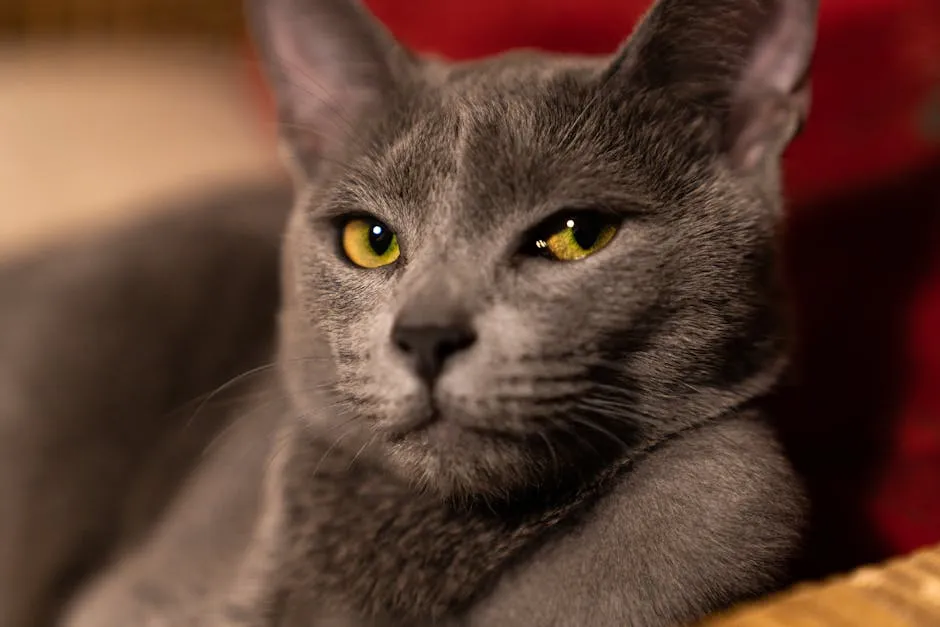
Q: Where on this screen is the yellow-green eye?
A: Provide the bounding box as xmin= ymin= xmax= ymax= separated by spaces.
xmin=534 ymin=213 xmax=618 ymax=261
xmin=341 ymin=218 xmax=400 ymax=268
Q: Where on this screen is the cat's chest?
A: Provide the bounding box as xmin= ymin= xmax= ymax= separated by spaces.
xmin=276 ymin=442 xmax=612 ymax=626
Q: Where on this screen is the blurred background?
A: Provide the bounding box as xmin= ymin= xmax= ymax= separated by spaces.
xmin=1 ymin=0 xmax=939 ymax=582
xmin=0 ymin=0 xmax=280 ymax=259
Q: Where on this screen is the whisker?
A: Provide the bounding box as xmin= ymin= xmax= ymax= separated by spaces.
xmin=537 ymin=431 xmax=562 ymax=480
xmin=569 ymin=416 xmax=631 ymax=452
xmin=548 ymin=417 xmax=602 ymax=460
xmin=197 ymin=391 xmax=289 ymax=461
xmin=346 ymin=433 xmax=377 ymax=470
xmin=310 ymin=419 xmax=358 ymax=479
xmin=185 ymin=361 xmax=282 ymax=431
xmin=179 ymin=354 xmax=337 ymax=429
xmin=577 ymin=395 xmax=634 ymax=414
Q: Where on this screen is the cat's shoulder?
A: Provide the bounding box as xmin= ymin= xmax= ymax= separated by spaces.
xmin=465 ymin=412 xmax=805 ymax=627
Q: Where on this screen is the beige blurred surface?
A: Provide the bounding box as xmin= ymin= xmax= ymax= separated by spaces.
xmin=0 ymin=39 xmax=281 ymax=259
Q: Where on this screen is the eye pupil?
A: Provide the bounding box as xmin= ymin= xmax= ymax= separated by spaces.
xmin=368 ymin=223 xmax=393 ymax=255
xmin=570 ymin=217 xmax=602 ymax=250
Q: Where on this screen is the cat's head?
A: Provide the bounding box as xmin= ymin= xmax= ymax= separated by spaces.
xmin=249 ymin=0 xmax=817 ymax=500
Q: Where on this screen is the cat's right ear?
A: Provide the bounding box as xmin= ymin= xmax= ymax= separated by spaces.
xmin=246 ymin=0 xmax=411 ymax=176
xmin=612 ymin=0 xmax=818 ymax=174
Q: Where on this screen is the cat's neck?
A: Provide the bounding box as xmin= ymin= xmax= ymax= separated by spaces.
xmin=222 ymin=395 xmax=631 ymax=624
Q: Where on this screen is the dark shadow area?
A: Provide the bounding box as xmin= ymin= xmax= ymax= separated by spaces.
xmin=772 ymin=158 xmax=940 ymax=581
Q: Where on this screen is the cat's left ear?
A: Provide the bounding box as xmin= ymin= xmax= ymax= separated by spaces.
xmin=246 ymin=0 xmax=414 ymax=177
xmin=615 ymin=0 xmax=818 ymax=172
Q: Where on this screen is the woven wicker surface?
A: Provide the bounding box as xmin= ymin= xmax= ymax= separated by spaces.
xmin=696 ymin=544 xmax=940 ymax=626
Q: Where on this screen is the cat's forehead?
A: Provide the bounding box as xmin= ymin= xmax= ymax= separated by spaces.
xmin=434 ymin=51 xmax=609 ymax=142
xmin=332 ymin=53 xmax=676 ymax=234
xmin=440 ymin=50 xmax=604 ymax=93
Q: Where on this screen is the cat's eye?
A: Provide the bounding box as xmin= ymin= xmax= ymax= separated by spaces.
xmin=529 ymin=212 xmax=619 ymax=261
xmin=341 ymin=218 xmax=400 ymax=268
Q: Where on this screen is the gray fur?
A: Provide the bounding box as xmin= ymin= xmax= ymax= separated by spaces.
xmin=0 ymin=183 xmax=290 ymax=627
xmin=3 ymin=0 xmax=818 ymax=625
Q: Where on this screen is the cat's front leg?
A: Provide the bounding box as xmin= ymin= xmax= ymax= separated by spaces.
xmin=463 ymin=412 xmax=805 ymax=627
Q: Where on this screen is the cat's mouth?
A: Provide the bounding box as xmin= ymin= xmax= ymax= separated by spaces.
xmin=381 ymin=402 xmax=526 ymax=452
xmin=381 ymin=403 xmax=442 ymax=441
xmin=380 ymin=400 xmax=506 ymax=447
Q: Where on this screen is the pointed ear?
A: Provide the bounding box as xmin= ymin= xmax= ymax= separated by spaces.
xmin=617 ymin=0 xmax=818 ymax=172
xmin=245 ymin=0 xmax=411 ymax=175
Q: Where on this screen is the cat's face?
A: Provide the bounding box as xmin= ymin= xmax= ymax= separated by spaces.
xmin=252 ymin=0 xmax=818 ymax=499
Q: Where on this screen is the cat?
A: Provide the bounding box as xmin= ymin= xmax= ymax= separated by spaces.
xmin=2 ymin=0 xmax=819 ymax=625
xmin=0 ymin=184 xmax=291 ymax=627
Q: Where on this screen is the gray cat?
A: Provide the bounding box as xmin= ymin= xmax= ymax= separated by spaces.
xmin=2 ymin=0 xmax=819 ymax=625
xmin=0 ymin=185 xmax=291 ymax=627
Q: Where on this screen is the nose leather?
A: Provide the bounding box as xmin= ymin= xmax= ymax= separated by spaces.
xmin=392 ymin=322 xmax=477 ymax=384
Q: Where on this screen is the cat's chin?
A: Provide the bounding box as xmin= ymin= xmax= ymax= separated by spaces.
xmin=380 ymin=418 xmax=553 ymax=501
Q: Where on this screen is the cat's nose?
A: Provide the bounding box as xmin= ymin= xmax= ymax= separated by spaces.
xmin=392 ymin=322 xmax=477 ymax=384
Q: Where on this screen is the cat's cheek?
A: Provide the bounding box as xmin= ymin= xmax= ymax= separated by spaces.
xmin=471 ymin=303 xmax=543 ymax=361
